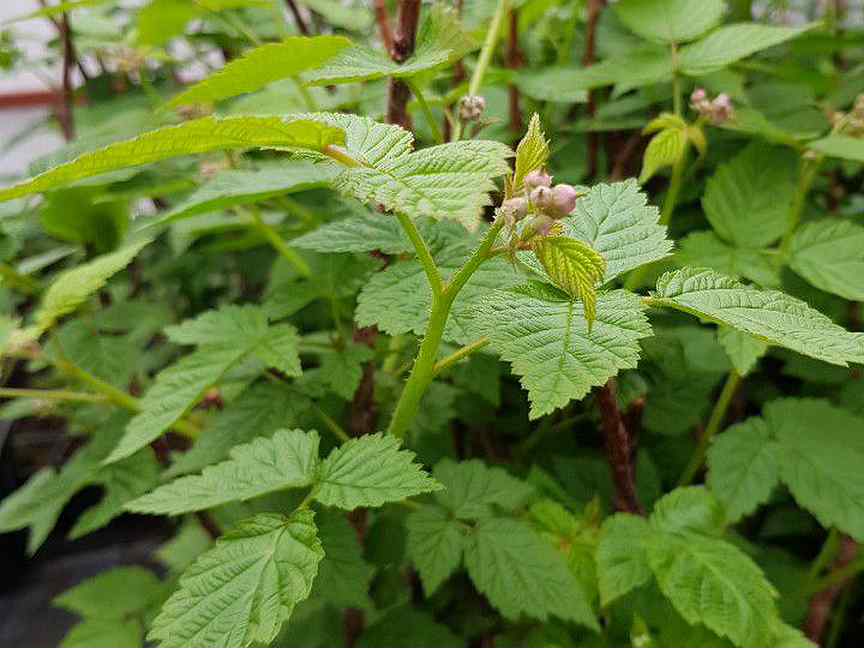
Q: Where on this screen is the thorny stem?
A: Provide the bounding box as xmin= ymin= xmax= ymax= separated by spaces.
xmin=678 ymin=370 xmax=742 ymax=486
xmin=805 ymin=535 xmax=860 ymax=644
xmin=373 ymin=0 xmax=395 ymax=56
xmin=387 ymin=220 xmax=506 ymax=439
xmin=283 ymin=0 xmax=310 ymax=35
xmin=582 ymin=0 xmax=606 ymax=178
xmin=432 ymin=337 xmax=490 ymax=377
xmin=246 ymin=205 xmax=312 ymax=277
xmin=386 ymin=0 xmax=422 ymax=128
xmin=506 ymin=7 xmax=524 ymax=133
xmin=58 ymin=13 xmax=76 ymax=141
xmin=596 ymin=379 xmax=643 ymax=515
xmin=395 ymin=212 xmax=443 ymax=295
xmin=0 ymin=387 xmax=108 ymax=403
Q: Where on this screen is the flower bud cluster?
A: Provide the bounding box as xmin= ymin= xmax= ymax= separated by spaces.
xmin=830 ymin=94 xmax=864 ymax=137
xmin=459 ymin=95 xmax=487 ymax=122
xmin=500 ymin=169 xmax=580 ymax=234
xmin=690 ymin=88 xmax=734 ymax=125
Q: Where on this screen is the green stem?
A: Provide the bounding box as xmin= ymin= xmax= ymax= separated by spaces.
xmin=247 ymin=206 xmax=312 ymax=278
xmin=452 ymin=0 xmax=509 ymax=141
xmin=0 ymin=387 xmax=108 ymax=403
xmin=311 ymin=402 xmax=351 ymax=444
xmin=386 ymin=219 xmax=505 ymax=438
xmin=809 ymin=529 xmax=842 ymax=584
xmin=293 ymin=78 xmax=319 ymax=111
xmin=671 ymin=43 xmax=683 ymax=116
xmin=407 ymin=79 xmax=444 ymax=144
xmin=780 ymin=156 xmax=822 ymax=256
xmin=678 ymin=370 xmax=742 ymax=486
xmin=432 ymin=337 xmax=490 ymax=377
xmin=395 ymin=212 xmax=443 ymax=295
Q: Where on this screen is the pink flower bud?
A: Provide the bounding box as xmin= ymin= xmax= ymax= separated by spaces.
xmin=530 ymin=185 xmax=553 ymax=210
xmin=711 ymin=94 xmax=734 ymax=124
xmin=690 ymin=88 xmax=707 ymax=104
xmin=548 ymin=184 xmax=579 ymax=218
xmin=524 ymin=169 xmax=553 ymax=192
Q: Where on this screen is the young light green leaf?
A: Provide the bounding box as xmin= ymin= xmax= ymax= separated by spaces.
xmin=718 ymin=327 xmax=768 ymax=376
xmin=614 ymin=0 xmax=724 ymax=43
xmin=646 ymin=532 xmax=780 ymax=647
xmin=148 ymin=512 xmax=324 ymax=648
xmin=168 ymin=36 xmax=351 ymax=107
xmin=650 ymin=267 xmax=864 ymax=366
xmin=107 ymin=306 xmax=302 ymax=464
xmin=465 ymin=517 xmax=599 ymax=629
xmin=532 ymin=236 xmax=606 ymax=327
xmin=319 ymin=113 xmax=512 ymax=228
xmin=0 ymin=116 xmax=345 ymax=203
xmin=565 ymin=180 xmax=672 ymax=282
xmin=649 ymin=486 xmax=725 ymax=536
xmin=127 ymin=429 xmax=320 ymax=515
xmin=32 ymin=240 xmax=149 ymax=335
xmin=406 ymin=507 xmax=466 ymax=595
xmin=707 ymin=417 xmax=781 ymax=523
xmin=679 ymin=24 xmax=815 ymax=76
xmin=809 ymin=134 xmax=864 ymax=161
xmin=475 ymin=283 xmax=652 ymax=419
xmin=702 ymin=143 xmax=798 ymax=248
xmin=305 ymin=5 xmax=472 ymax=85
xmin=513 ymin=113 xmax=549 ymax=194
xmin=314 ymin=433 xmax=441 ymax=509
xmin=596 ymin=514 xmax=653 ymax=606
xmin=640 ymin=127 xmax=686 ymax=183
xmin=155 ymin=164 xmax=338 ymax=225
xmin=788 ymin=219 xmax=864 ymax=300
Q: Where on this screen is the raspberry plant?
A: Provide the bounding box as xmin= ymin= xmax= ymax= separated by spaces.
xmin=1 ymin=1 xmax=864 ymax=647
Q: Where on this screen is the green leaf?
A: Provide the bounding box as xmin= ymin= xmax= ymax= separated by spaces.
xmin=107 ymin=306 xmax=302 ymax=464
xmin=168 ymin=384 xmax=311 ymax=477
xmin=127 ymin=429 xmax=320 ymax=515
xmin=809 ymin=134 xmax=864 ymax=161
xmin=433 ymin=458 xmax=534 ymax=519
xmin=356 ymin=243 xmax=521 ymax=344
xmin=149 ymin=511 xmax=324 ymax=648
xmin=155 ymin=164 xmax=338 ymax=225
xmin=788 ymin=219 xmax=864 ymax=300
xmin=513 ymin=113 xmax=550 ymax=194
xmin=717 ymin=327 xmax=768 ymax=376
xmin=532 ymin=237 xmax=606 ymax=327
xmin=314 ymin=433 xmax=442 ymax=509
xmin=305 ymin=5 xmax=473 ymax=85
xmin=53 ymin=320 xmax=140 ymax=389
xmin=768 ymin=399 xmax=864 ymax=540
xmin=32 ymin=240 xmax=149 ymax=335
xmin=650 ymin=267 xmax=864 ymax=366
xmin=702 ymin=143 xmax=798 ymax=248
xmin=566 ymin=180 xmax=672 ymax=282
xmin=55 ymin=566 xmax=164 ymax=617
xmin=615 ymin=0 xmax=724 ymax=43
xmin=292 ymin=209 xmax=421 ymax=255
xmin=55 ymin=566 xmax=165 ymax=648
xmin=646 ymin=532 xmax=779 ymax=647
xmin=640 ymin=127 xmax=687 ymax=183
xmin=649 ymin=486 xmax=725 ymax=536
xmin=168 ymin=36 xmax=351 ymax=107
xmin=406 ymin=506 xmax=466 ymax=595
xmin=596 ymin=514 xmax=653 ymax=606
xmin=0 ymin=116 xmax=345 ymax=203
xmin=679 ymin=24 xmax=815 ymax=76
xmin=311 ymin=510 xmax=374 ymax=608
xmin=357 ymin=605 xmax=462 ymax=648
xmin=677 ymin=232 xmax=781 ymax=288
xmin=320 ymin=113 xmax=512 ymax=228
xmin=707 ymin=417 xmax=781 ymax=523
xmin=475 ymin=283 xmax=652 ymax=418
xmin=465 ymin=517 xmax=599 ymax=629
xmin=318 ymin=343 xmax=375 ymax=399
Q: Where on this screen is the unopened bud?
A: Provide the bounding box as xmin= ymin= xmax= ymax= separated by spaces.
xmin=530 ymin=185 xmax=553 ymax=210
xmin=548 ymin=184 xmax=579 ymax=218
xmin=501 ymin=196 xmax=529 ymax=224
xmin=711 ymin=93 xmax=734 ymax=123
xmin=524 ymin=169 xmax=553 ymax=192
xmin=459 ymin=95 xmax=486 ymax=122
xmin=690 ymin=88 xmax=707 ymax=104
xmin=533 ymin=214 xmax=557 ymax=236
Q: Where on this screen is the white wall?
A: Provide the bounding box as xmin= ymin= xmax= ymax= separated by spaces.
xmin=0 ymin=0 xmax=63 ymax=177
